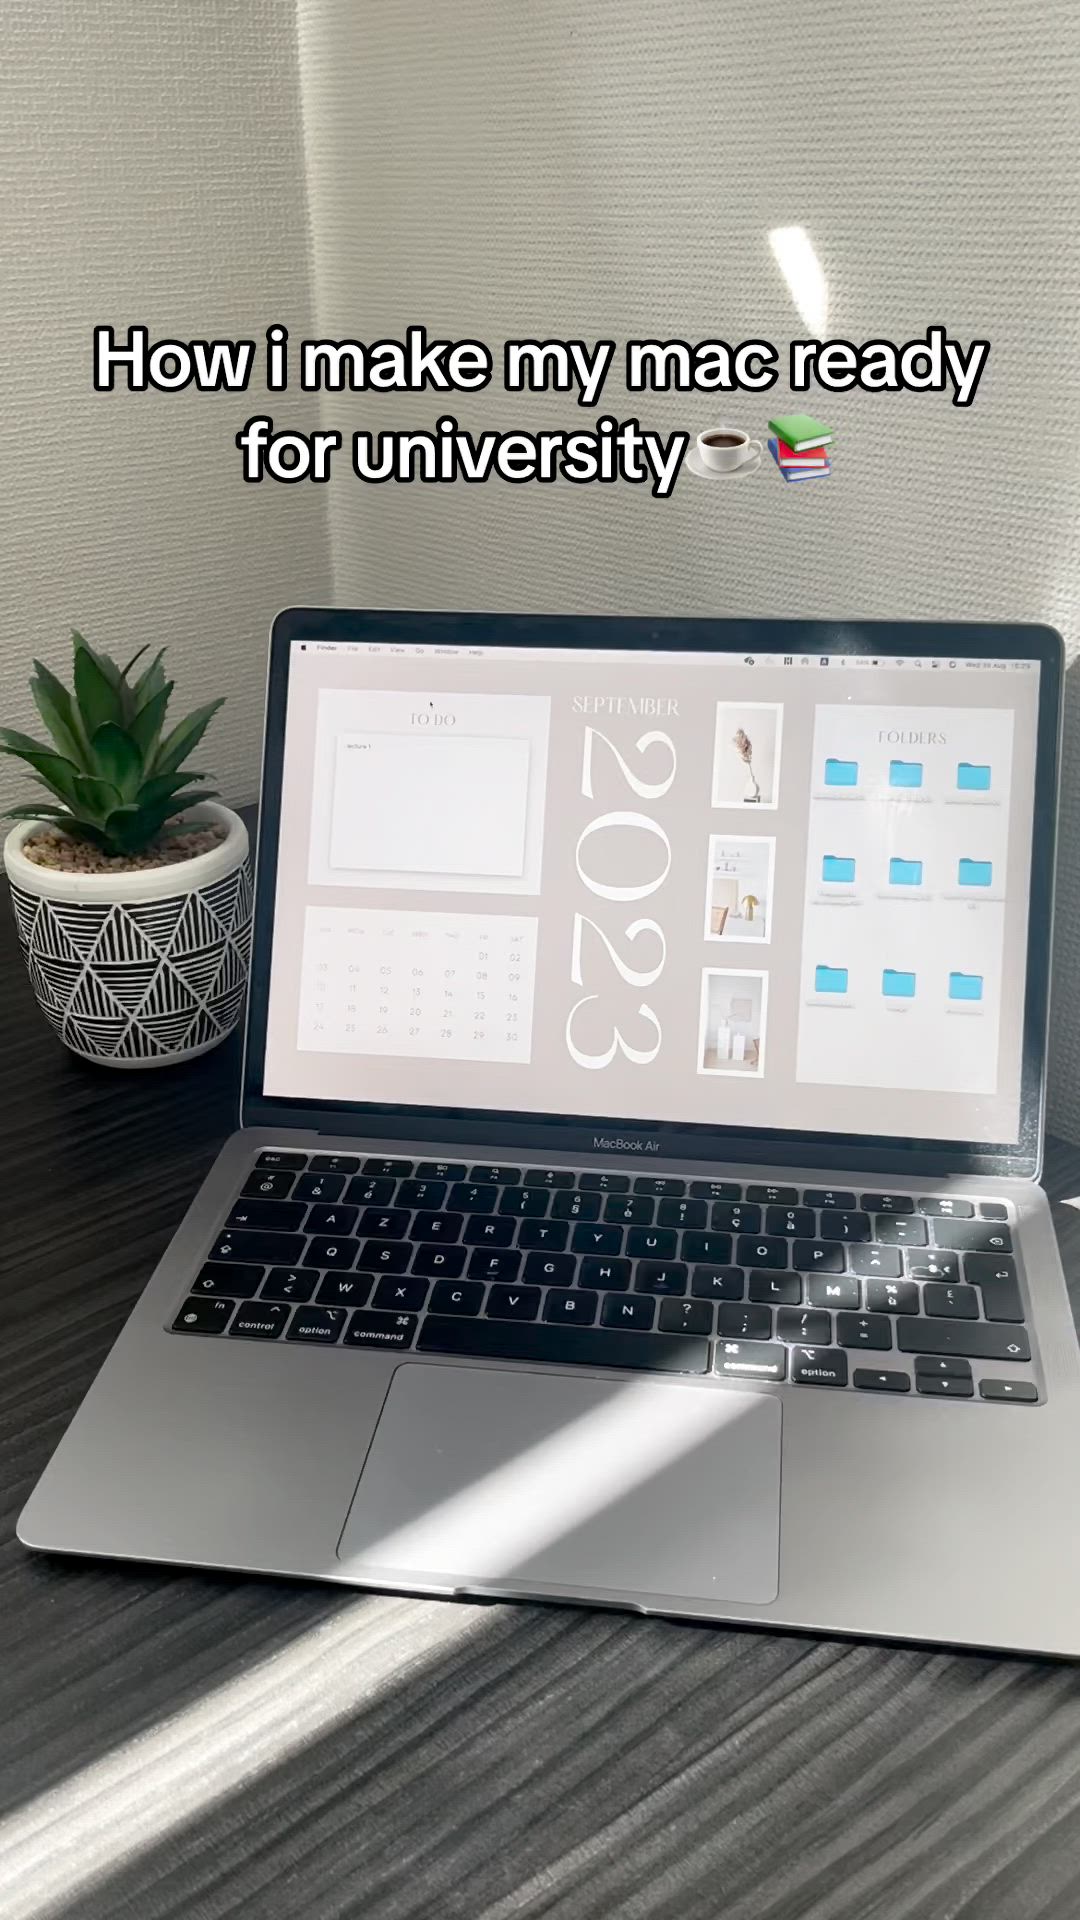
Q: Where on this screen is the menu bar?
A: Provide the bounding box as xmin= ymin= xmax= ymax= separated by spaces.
xmin=298 ymin=641 xmax=1036 ymax=673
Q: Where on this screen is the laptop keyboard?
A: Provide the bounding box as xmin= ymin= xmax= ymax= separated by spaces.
xmin=169 ymin=1153 xmax=1039 ymax=1403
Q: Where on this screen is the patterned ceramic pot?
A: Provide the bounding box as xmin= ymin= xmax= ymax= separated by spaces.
xmin=3 ymin=802 xmax=252 ymax=1068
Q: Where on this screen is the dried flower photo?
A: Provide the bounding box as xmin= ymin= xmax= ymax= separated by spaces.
xmin=711 ymin=703 xmax=784 ymax=810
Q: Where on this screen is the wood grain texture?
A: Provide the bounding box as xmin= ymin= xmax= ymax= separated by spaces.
xmin=3 ymin=883 xmax=1080 ymax=1920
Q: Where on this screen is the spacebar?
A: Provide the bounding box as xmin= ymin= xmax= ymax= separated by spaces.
xmin=417 ymin=1316 xmax=710 ymax=1374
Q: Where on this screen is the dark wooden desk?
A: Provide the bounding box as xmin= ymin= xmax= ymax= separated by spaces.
xmin=4 ymin=894 xmax=1080 ymax=1920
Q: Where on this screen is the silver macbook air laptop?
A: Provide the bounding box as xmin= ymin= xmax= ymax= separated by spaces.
xmin=19 ymin=611 xmax=1080 ymax=1657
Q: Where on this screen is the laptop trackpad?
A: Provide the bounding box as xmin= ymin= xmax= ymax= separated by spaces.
xmin=337 ymin=1363 xmax=781 ymax=1605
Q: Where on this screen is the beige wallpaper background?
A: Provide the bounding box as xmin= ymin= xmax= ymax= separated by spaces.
xmin=5 ymin=0 xmax=1080 ymax=1141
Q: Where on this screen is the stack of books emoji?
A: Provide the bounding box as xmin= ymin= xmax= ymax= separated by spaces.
xmin=767 ymin=413 xmax=832 ymax=481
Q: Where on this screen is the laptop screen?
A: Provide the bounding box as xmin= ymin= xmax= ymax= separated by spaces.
xmin=259 ymin=627 xmax=1045 ymax=1151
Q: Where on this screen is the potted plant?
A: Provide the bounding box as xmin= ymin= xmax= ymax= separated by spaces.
xmin=2 ymin=633 xmax=252 ymax=1066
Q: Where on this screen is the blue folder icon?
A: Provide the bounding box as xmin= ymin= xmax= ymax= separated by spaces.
xmin=825 ymin=758 xmax=858 ymax=787
xmin=958 ymin=762 xmax=991 ymax=792
xmin=958 ymin=858 xmax=992 ymax=887
xmin=822 ymin=854 xmax=855 ymax=882
xmin=882 ymin=968 xmax=916 ymax=997
xmin=889 ymin=760 xmax=923 ymax=789
xmin=949 ymin=971 xmax=984 ymax=1002
xmin=889 ymin=857 xmax=923 ymax=886
xmin=815 ymin=964 xmax=849 ymax=993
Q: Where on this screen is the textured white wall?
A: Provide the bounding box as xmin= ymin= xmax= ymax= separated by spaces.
xmin=1 ymin=1 xmax=330 ymax=816
xmin=296 ymin=0 xmax=1080 ymax=1140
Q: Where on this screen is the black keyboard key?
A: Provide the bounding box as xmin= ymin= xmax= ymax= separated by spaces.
xmin=363 ymin=1157 xmax=414 ymax=1178
xmin=469 ymin=1165 xmax=520 ymax=1185
xmin=410 ymin=1243 xmax=467 ymax=1280
xmin=861 ymin=1193 xmax=914 ymax=1213
xmin=227 ymin=1198 xmax=307 ymax=1232
xmin=633 ymin=1175 xmax=686 ymax=1197
xmin=979 ymin=1378 xmax=1038 ymax=1403
xmin=689 ymin=1179 xmax=741 ymax=1201
xmin=305 ymin=1203 xmax=359 ymax=1237
xmin=552 ymin=1190 xmax=602 ymax=1221
xmin=499 ymin=1186 xmax=551 ymax=1219
xmin=917 ymin=1374 xmax=974 ymax=1399
xmin=287 ymin=1307 xmax=347 ymax=1344
xmin=627 ymin=1227 xmax=678 ymax=1259
xmin=309 ymin=1153 xmax=360 ymax=1175
xmin=736 ymin=1234 xmax=789 ymax=1269
xmin=174 ymin=1295 xmax=234 ymax=1333
xmin=767 ymin=1206 xmax=815 ymax=1237
xmin=917 ymin=1196 xmax=974 ymax=1218
xmin=571 ymin=1224 xmax=624 ymax=1255
xmin=600 ymin=1293 xmax=656 ymax=1329
xmin=354 ymin=1238 xmax=408 ymax=1273
xmin=605 ymin=1195 xmax=655 ymax=1225
xmin=373 ymin=1274 xmax=429 ymax=1312
xmin=242 ymin=1169 xmax=296 ymax=1200
xmin=544 ymin=1289 xmax=598 ymax=1325
xmin=747 ymin=1184 xmax=798 ymax=1205
xmin=923 ymin=1282 xmax=978 ymax=1320
xmin=931 ymin=1220 xmax=1013 ymax=1253
xmin=681 ymin=1232 xmax=734 ymax=1264
xmin=635 ymin=1261 xmax=688 ymax=1296
xmin=579 ymin=1171 xmax=630 ymax=1192
xmin=808 ymin=1274 xmax=860 ymax=1309
xmin=418 ymin=1316 xmax=708 ymax=1373
xmin=261 ymin=1266 xmax=319 ymax=1303
xmin=410 ymin=1210 xmax=464 ymax=1243
xmin=865 ymin=1279 xmax=919 ymax=1315
xmin=209 ymin=1228 xmax=306 ymax=1266
xmin=965 ymin=1254 xmax=1024 ymax=1322
xmin=295 ymin=1174 xmax=346 ymax=1203
xmin=803 ymin=1189 xmax=856 ymax=1210
xmin=658 ymin=1198 xmax=707 ymax=1229
xmin=193 ymin=1261 xmax=262 ymax=1297
xmin=792 ymin=1239 xmax=844 ymax=1273
xmin=905 ymin=1249 xmax=960 ymax=1282
xmin=898 ymin=1321 xmax=1030 ymax=1361
xmin=691 ymin=1265 xmax=743 ymax=1301
xmin=854 ymin=1368 xmax=911 ymax=1393
xmin=316 ymin=1272 xmax=373 ymax=1307
xmin=359 ymin=1206 xmax=410 ymax=1239
xmin=430 ymin=1279 xmax=486 ymax=1315
xmin=486 ymin=1284 xmax=541 ymax=1321
xmin=345 ymin=1175 xmax=396 ymax=1207
xmin=580 ymin=1256 xmax=631 ymax=1291
xmin=398 ymin=1179 xmax=447 ymax=1209
xmin=467 ymin=1248 xmax=521 ymax=1283
xmin=464 ymin=1216 xmax=516 ymax=1248
xmin=820 ymin=1211 xmax=871 ymax=1243
xmin=777 ymin=1307 xmax=831 ymax=1344
xmin=714 ymin=1341 xmax=786 ymax=1382
xmin=659 ymin=1298 xmax=713 ymax=1336
xmin=306 ymin=1236 xmax=360 ymax=1271
xmin=449 ymin=1182 xmax=498 ymax=1213
xmin=523 ymin=1252 xmax=576 ymax=1287
xmin=979 ymin=1202 xmax=1010 ymax=1222
xmin=229 ymin=1301 xmax=288 ymax=1340
xmin=749 ymin=1270 xmax=802 ymax=1305
xmin=717 ymin=1303 xmax=773 ymax=1340
xmin=518 ymin=1219 xmax=569 ymax=1251
xmin=836 ymin=1312 xmax=892 ymax=1351
xmin=417 ymin=1161 xmax=467 ymax=1181
xmin=525 ymin=1168 xmax=575 ymax=1189
xmin=874 ymin=1215 xmax=928 ymax=1246
xmin=914 ymin=1354 xmax=972 ymax=1379
xmin=712 ymin=1202 xmax=761 ymax=1233
xmin=343 ymin=1310 xmax=417 ymax=1350
xmin=792 ymin=1346 xmax=848 ymax=1387
xmin=848 ymin=1244 xmax=903 ymax=1278
xmin=256 ymin=1150 xmax=307 ymax=1170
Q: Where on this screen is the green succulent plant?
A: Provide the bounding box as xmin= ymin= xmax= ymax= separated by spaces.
xmin=1 ymin=631 xmax=224 ymax=859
